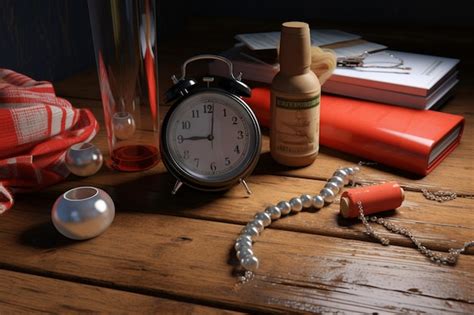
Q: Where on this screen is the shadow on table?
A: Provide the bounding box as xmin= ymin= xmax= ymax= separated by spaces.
xmin=19 ymin=221 xmax=78 ymax=249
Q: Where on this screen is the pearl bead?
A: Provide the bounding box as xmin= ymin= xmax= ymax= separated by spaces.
xmin=241 ymin=226 xmax=259 ymax=237
xmin=235 ymin=239 xmax=252 ymax=252
xmin=237 ymin=247 xmax=254 ymax=260
xmin=265 ymin=205 xmax=281 ymax=220
xmin=248 ymin=220 xmax=264 ymax=233
xmin=236 ymin=234 xmax=252 ymax=244
xmin=320 ymin=187 xmax=336 ymax=203
xmin=241 ymin=255 xmax=259 ymax=272
xmin=300 ymin=194 xmax=313 ymax=208
xmin=289 ymin=197 xmax=303 ymax=212
xmin=312 ymin=195 xmax=325 ymax=209
xmin=254 ymin=212 xmax=272 ymax=227
xmin=333 ymin=169 xmax=348 ymax=179
xmin=329 ymin=176 xmax=345 ymax=188
xmin=353 ymin=166 xmax=360 ymax=172
xmin=113 ymin=111 xmax=136 ymax=140
xmin=324 ymin=182 xmax=340 ymax=194
xmin=344 ymin=167 xmax=355 ymax=175
xmin=277 ymin=201 xmax=291 ymax=216
xmin=65 ymin=143 xmax=103 ymax=177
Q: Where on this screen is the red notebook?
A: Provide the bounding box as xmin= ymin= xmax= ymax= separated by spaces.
xmin=244 ymin=87 xmax=464 ymax=175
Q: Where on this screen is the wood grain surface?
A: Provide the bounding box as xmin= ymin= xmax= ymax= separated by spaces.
xmin=0 ymin=203 xmax=473 ymax=313
xmin=0 ymin=270 xmax=241 ymax=314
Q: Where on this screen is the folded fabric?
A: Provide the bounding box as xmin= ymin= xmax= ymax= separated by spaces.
xmin=0 ymin=69 xmax=99 ymax=213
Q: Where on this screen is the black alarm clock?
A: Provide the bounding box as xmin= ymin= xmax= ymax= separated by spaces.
xmin=161 ymin=54 xmax=261 ymax=195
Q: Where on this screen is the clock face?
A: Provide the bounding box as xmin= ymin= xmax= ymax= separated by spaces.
xmin=165 ymin=90 xmax=260 ymax=184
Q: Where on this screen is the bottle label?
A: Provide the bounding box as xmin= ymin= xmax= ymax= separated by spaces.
xmin=273 ymin=95 xmax=320 ymax=156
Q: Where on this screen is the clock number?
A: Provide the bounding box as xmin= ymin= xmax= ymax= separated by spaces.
xmin=192 ymin=110 xmax=200 ymax=118
xmin=182 ymin=121 xmax=191 ymax=129
xmin=237 ymin=130 xmax=244 ymax=139
xmin=225 ymin=157 xmax=231 ymax=166
xmin=210 ymin=162 xmax=217 ymax=172
xmin=183 ymin=150 xmax=190 ymax=159
xmin=232 ymin=116 xmax=238 ymax=125
xmin=203 ymin=104 xmax=213 ymax=114
xmin=223 ymin=108 xmax=227 ymax=117
xmin=177 ymin=135 xmax=184 ymax=143
xmin=194 ymin=158 xmax=200 ymax=168
xmin=234 ymin=145 xmax=240 ymax=154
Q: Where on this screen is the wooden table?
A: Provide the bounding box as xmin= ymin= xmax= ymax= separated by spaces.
xmin=1 ymin=19 xmax=473 ymax=313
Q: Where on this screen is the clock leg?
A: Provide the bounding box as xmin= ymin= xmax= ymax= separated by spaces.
xmin=239 ymin=178 xmax=252 ymax=196
xmin=171 ymin=180 xmax=183 ymax=195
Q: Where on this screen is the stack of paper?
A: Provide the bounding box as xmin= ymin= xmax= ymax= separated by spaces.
xmin=209 ymin=30 xmax=459 ymax=109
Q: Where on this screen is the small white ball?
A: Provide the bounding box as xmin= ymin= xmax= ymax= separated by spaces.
xmin=248 ymin=220 xmax=264 ymax=233
xmin=113 ymin=111 xmax=136 ymax=140
xmin=241 ymin=255 xmax=259 ymax=272
xmin=235 ymin=239 xmax=252 ymax=252
xmin=300 ymin=194 xmax=313 ymax=208
xmin=333 ymin=169 xmax=348 ymax=179
xmin=324 ymin=182 xmax=340 ymax=194
xmin=237 ymin=247 xmax=254 ymax=260
xmin=265 ymin=205 xmax=281 ymax=220
xmin=329 ymin=176 xmax=345 ymax=188
xmin=320 ymin=187 xmax=336 ymax=203
xmin=52 ymin=187 xmax=114 ymax=240
xmin=241 ymin=226 xmax=259 ymax=237
xmin=277 ymin=201 xmax=291 ymax=216
xmin=312 ymin=195 xmax=325 ymax=209
xmin=289 ymin=197 xmax=303 ymax=212
xmin=255 ymin=212 xmax=272 ymax=227
xmin=65 ymin=143 xmax=103 ymax=177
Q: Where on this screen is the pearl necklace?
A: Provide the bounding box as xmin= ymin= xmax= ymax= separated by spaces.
xmin=235 ymin=166 xmax=360 ymax=272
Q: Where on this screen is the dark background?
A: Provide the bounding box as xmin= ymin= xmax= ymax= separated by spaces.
xmin=1 ymin=0 xmax=472 ymax=81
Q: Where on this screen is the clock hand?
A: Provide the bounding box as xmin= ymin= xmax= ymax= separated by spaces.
xmin=210 ymin=103 xmax=215 ymax=149
xmin=182 ymin=136 xmax=208 ymax=141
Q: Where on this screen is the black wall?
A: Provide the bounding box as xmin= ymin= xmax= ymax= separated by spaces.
xmin=0 ymin=0 xmax=472 ymax=81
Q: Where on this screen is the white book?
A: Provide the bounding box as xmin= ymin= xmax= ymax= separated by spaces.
xmin=322 ymin=72 xmax=458 ymax=109
xmin=235 ymin=29 xmax=360 ymax=50
xmin=331 ymin=50 xmax=459 ymax=96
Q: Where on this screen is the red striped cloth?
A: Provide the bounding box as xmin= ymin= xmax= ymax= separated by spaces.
xmin=0 ymin=69 xmax=99 ymax=213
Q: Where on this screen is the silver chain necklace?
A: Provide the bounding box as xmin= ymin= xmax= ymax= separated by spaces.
xmin=357 ymin=201 xmax=474 ymax=264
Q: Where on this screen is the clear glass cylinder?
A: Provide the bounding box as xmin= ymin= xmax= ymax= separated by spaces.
xmin=88 ymin=0 xmax=160 ymax=171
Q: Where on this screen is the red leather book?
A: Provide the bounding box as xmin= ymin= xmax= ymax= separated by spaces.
xmin=244 ymin=87 xmax=465 ymax=175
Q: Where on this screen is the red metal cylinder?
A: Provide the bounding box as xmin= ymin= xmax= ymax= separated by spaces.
xmin=340 ymin=181 xmax=404 ymax=218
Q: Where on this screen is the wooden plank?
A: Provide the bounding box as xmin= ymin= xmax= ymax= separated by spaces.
xmin=13 ymin=167 xmax=474 ymax=254
xmin=0 ymin=269 xmax=241 ymax=314
xmin=0 ymin=206 xmax=472 ymax=313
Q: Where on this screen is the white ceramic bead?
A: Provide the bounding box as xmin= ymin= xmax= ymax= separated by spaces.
xmin=113 ymin=111 xmax=136 ymax=140
xmin=324 ymin=182 xmax=340 ymax=194
xmin=241 ymin=255 xmax=259 ymax=272
xmin=300 ymin=194 xmax=313 ymax=208
xmin=289 ymin=197 xmax=303 ymax=212
xmin=320 ymin=187 xmax=336 ymax=203
xmin=265 ymin=205 xmax=281 ymax=220
xmin=277 ymin=201 xmax=292 ymax=216
xmin=255 ymin=212 xmax=272 ymax=227
xmin=328 ymin=176 xmax=345 ymax=188
xmin=312 ymin=195 xmax=325 ymax=209
xmin=65 ymin=143 xmax=103 ymax=177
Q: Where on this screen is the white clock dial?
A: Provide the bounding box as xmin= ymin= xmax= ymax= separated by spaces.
xmin=166 ymin=91 xmax=258 ymax=183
